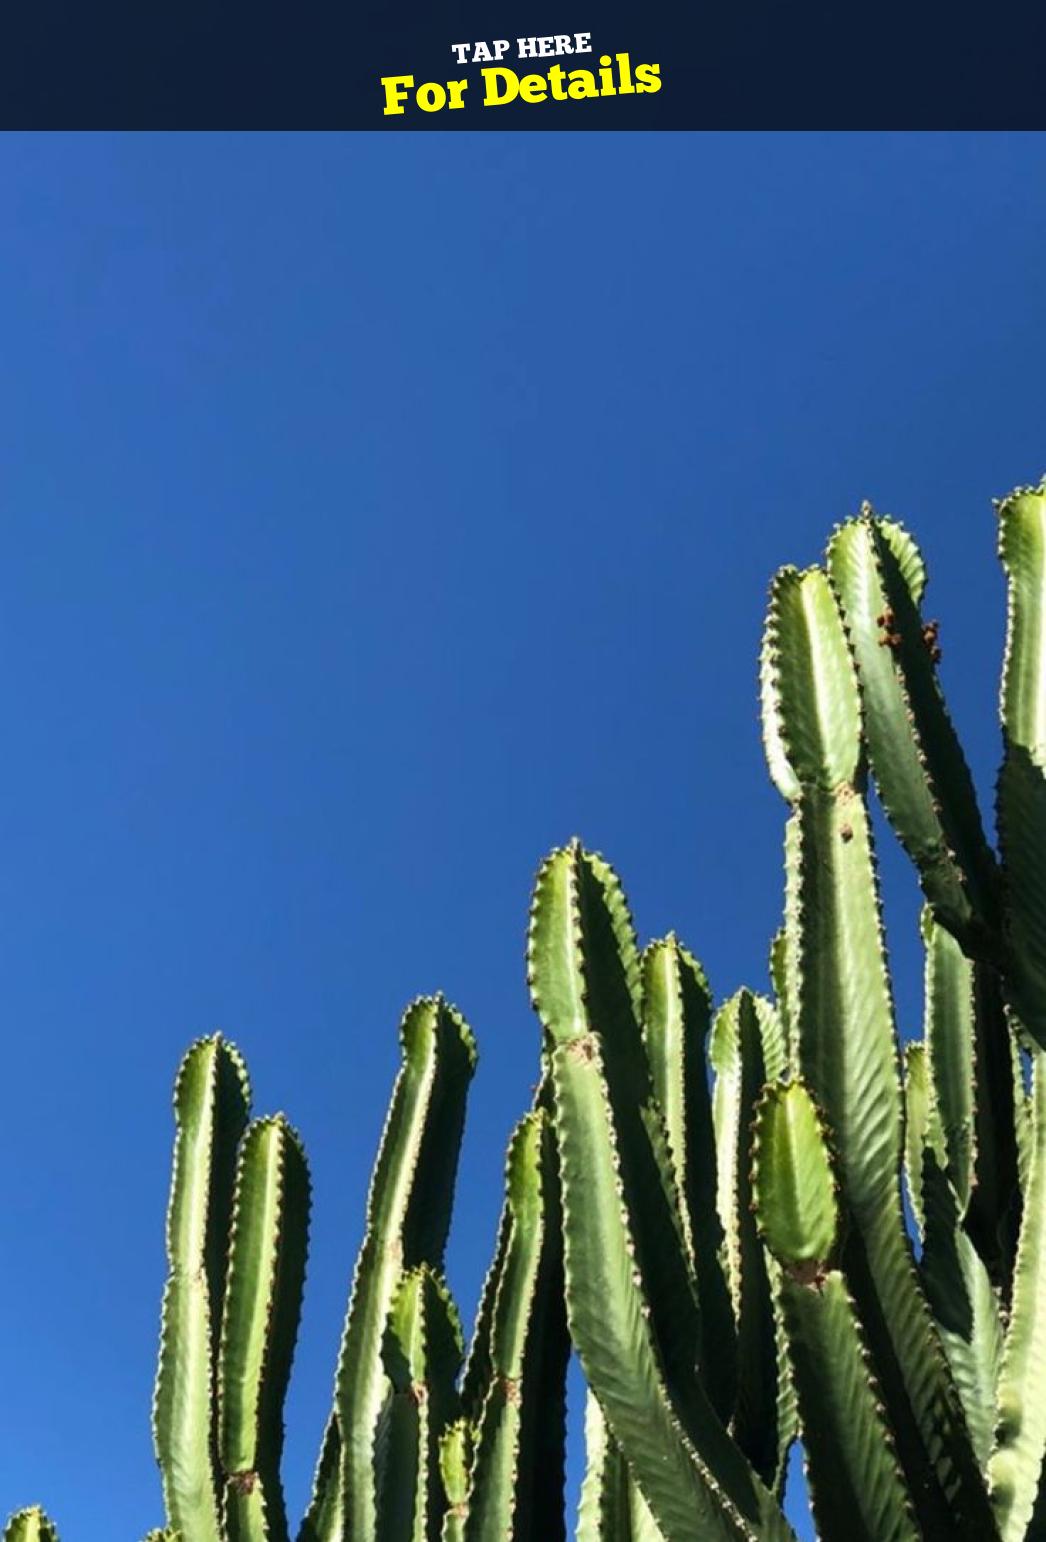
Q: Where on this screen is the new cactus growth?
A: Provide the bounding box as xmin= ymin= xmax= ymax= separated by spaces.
xmin=13 ymin=475 xmax=1046 ymax=1540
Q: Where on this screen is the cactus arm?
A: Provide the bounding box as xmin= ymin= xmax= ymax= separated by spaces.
xmin=576 ymin=1391 xmax=664 ymax=1542
xmin=376 ymin=1266 xmax=463 ymax=1542
xmin=998 ymin=480 xmax=1046 ymax=760
xmin=996 ymin=752 xmax=1046 ymax=1051
xmin=310 ymin=996 xmax=475 ymax=1539
xmin=751 ymin=1080 xmax=917 ymax=1542
xmin=1012 ymin=1032 xmax=1033 ymax=1195
xmin=530 ymin=844 xmax=705 ymax=1393
xmin=153 ymin=1034 xmax=251 ymax=1542
xmin=459 ymin=1110 xmax=569 ymax=1541
xmin=529 ymin=843 xmax=795 ymax=1542
xmin=576 ymin=1390 xmax=627 ymax=1541
xmin=768 ymin=929 xmax=792 ymax=1052
xmin=902 ymin=1042 xmax=939 ymax=1236
xmin=552 ymin=1036 xmax=787 ymax=1541
xmin=458 ymin=1204 xmax=510 ymax=1424
xmin=904 ymin=1043 xmax=1003 ymax=1462
xmin=989 ymin=1049 xmax=1046 ymax=1538
xmin=923 ymin=910 xmax=977 ymax=1204
xmin=218 ymin=1116 xmax=311 ymax=1542
xmin=762 ymin=566 xmax=997 ymax=1538
xmin=996 ymin=481 xmax=1046 ymax=1049
xmin=709 ymin=991 xmax=783 ymax=1484
xmin=296 ymin=1416 xmax=342 ymax=1542
xmin=782 ymin=1277 xmax=918 ymax=1542
xmin=642 ymin=936 xmax=736 ymax=1420
xmin=437 ymin=1420 xmax=473 ymax=1542
xmin=3 ymin=1512 xmax=60 ymax=1542
xmin=922 ymin=909 xmax=1019 ymax=1287
xmin=918 ymin=1149 xmax=1004 ymax=1469
xmin=827 ymin=514 xmax=998 ymax=949
xmin=759 ymin=566 xmax=862 ymax=799
xmin=778 ymin=819 xmax=804 ymax=1072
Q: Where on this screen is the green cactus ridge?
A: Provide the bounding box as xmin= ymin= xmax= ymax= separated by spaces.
xmin=750 ymin=1080 xmax=839 ymax=1276
xmin=20 ymin=475 xmax=1046 ymax=1542
xmin=218 ymin=1114 xmax=311 ymax=1542
xmin=988 ymin=1048 xmax=1046 ymax=1540
xmin=455 ymin=1107 xmax=569 ymax=1541
xmin=576 ymin=1391 xmax=663 ymax=1542
xmin=777 ymin=1273 xmax=917 ymax=1542
xmin=710 ymin=991 xmax=789 ymax=1486
xmin=827 ymin=512 xmax=998 ymax=949
xmin=641 ymin=935 xmax=736 ymax=1422
xmin=375 ymin=1263 xmax=464 ymax=1542
xmin=322 ymin=993 xmax=477 ymax=1541
xmin=3 ymin=1511 xmax=60 ymax=1542
xmin=153 ymin=1034 xmax=252 ymax=1542
xmin=530 ymin=841 xmax=795 ymax=1541
xmin=998 ymin=479 xmax=1046 ymax=763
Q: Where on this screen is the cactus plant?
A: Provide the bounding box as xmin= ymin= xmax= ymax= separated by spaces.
xmin=3 ymin=1512 xmax=60 ymax=1542
xmin=12 ymin=475 xmax=1046 ymax=1539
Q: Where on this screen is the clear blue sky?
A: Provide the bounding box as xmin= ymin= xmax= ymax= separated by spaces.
xmin=2 ymin=132 xmax=1045 ymax=1539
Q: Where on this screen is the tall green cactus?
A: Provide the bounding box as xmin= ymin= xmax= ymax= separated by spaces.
xmin=375 ymin=1264 xmax=464 ymax=1542
xmin=16 ymin=472 xmax=1046 ymax=1542
xmin=761 ymin=563 xmax=995 ymax=1536
xmin=452 ymin=1105 xmax=569 ymax=1539
xmin=3 ymin=1511 xmax=60 ymax=1542
xmin=153 ymin=1035 xmax=252 ymax=1542
xmin=304 ymin=994 xmax=476 ymax=1542
xmin=751 ymin=1081 xmax=916 ymax=1542
xmin=528 ymin=841 xmax=794 ymax=1541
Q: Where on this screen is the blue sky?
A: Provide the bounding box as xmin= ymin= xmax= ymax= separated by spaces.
xmin=2 ymin=132 xmax=1045 ymax=1538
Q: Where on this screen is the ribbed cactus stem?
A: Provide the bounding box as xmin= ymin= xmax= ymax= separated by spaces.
xmin=218 ymin=1115 xmax=311 ymax=1542
xmin=751 ymin=1080 xmax=917 ymax=1542
xmin=761 ymin=565 xmax=996 ymax=1538
xmin=917 ymin=1142 xmax=1004 ymax=1471
xmin=641 ymin=936 xmax=735 ymax=1422
xmin=576 ymin=1390 xmax=663 ymax=1541
xmin=904 ymin=1042 xmax=1005 ymax=1469
xmin=997 ymin=481 xmax=1046 ymax=1050
xmin=455 ymin=1108 xmax=569 ymax=1540
xmin=989 ymin=1048 xmax=1046 ymax=1538
xmin=3 ymin=1511 xmax=60 ymax=1542
xmin=529 ymin=841 xmax=795 ymax=1542
xmin=921 ymin=907 xmax=1019 ymax=1288
xmin=827 ymin=512 xmax=998 ymax=954
xmin=303 ymin=995 xmax=476 ymax=1542
xmin=376 ymin=1264 xmax=464 ymax=1542
xmin=902 ymin=1042 xmax=941 ymax=1236
xmin=438 ymin=1420 xmax=473 ymax=1542
xmin=709 ymin=990 xmax=789 ymax=1487
xmin=153 ymin=1034 xmax=252 ymax=1542
xmin=295 ymin=1417 xmax=342 ymax=1542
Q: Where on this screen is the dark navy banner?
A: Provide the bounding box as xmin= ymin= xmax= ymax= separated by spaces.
xmin=1 ymin=2 xmax=1044 ymax=127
